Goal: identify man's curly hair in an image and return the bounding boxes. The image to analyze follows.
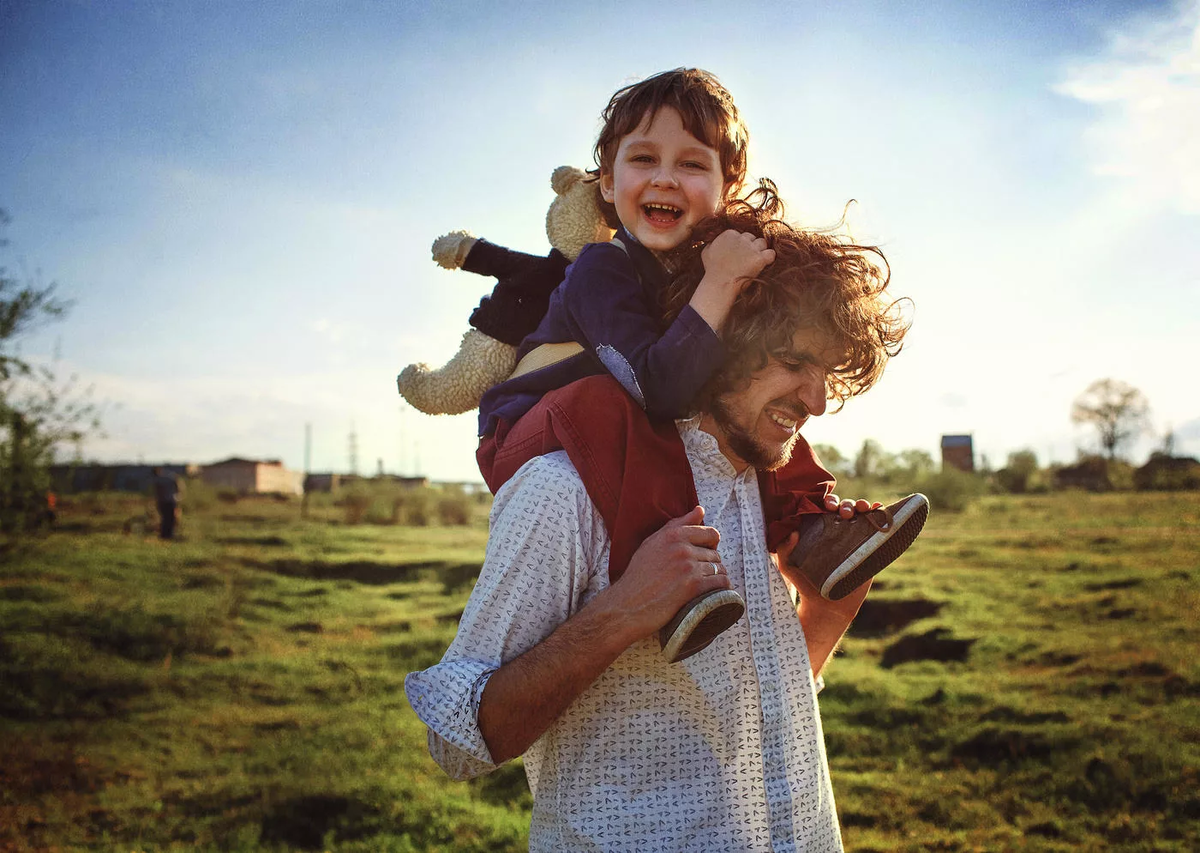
[660,182,912,414]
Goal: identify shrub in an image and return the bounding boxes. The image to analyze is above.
[917,467,987,512]
[437,491,472,526]
[341,491,372,525]
[1133,454,1200,491]
[1052,455,1135,492]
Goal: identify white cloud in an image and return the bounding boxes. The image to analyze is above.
[1055,0,1200,214]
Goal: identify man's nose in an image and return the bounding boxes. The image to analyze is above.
[795,366,828,417]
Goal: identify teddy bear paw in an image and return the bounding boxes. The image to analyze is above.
[431,231,478,270]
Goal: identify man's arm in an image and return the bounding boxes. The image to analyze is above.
[478,506,728,764]
[796,579,871,678]
[776,531,871,678]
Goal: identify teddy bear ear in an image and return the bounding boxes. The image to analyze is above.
[551,165,588,196]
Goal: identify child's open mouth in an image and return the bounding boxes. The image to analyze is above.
[642,203,683,224]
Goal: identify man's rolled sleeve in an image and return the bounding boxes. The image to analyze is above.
[405,659,498,780]
[404,452,604,780]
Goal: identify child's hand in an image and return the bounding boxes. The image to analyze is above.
[690,230,775,334]
[700,229,775,287]
[824,494,883,519]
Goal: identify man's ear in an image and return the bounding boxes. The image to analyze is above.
[599,170,615,203]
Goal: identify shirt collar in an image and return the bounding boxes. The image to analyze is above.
[615,225,670,296]
[677,416,741,482]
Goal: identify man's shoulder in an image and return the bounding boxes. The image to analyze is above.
[492,451,603,531]
[490,451,606,564]
[496,451,586,505]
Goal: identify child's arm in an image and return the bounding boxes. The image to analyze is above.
[687,229,775,334]
[554,233,773,419]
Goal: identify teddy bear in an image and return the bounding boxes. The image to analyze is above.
[397,165,614,415]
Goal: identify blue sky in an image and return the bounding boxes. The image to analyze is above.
[2,0,1197,482]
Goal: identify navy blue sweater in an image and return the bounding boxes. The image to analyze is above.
[477,228,725,437]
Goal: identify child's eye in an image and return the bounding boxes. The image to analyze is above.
[631,154,655,164]
[682,160,709,170]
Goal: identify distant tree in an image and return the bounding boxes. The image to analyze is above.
[1071,378,1150,461]
[996,449,1039,494]
[0,210,72,382]
[1,210,99,535]
[812,443,851,480]
[853,438,892,480]
[1159,428,1176,457]
[890,448,936,482]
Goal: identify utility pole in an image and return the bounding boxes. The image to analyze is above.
[348,424,359,476]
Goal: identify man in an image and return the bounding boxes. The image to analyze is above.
[151,466,181,539]
[406,214,913,850]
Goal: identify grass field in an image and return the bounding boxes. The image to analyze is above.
[1,489,1197,851]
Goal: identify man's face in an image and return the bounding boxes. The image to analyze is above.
[701,327,839,472]
[599,106,728,254]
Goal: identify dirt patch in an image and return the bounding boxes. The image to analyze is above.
[881,628,975,668]
[258,794,384,850]
[950,726,1065,765]
[849,598,944,638]
[216,535,289,547]
[244,558,480,588]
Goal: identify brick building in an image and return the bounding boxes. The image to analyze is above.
[940,434,975,472]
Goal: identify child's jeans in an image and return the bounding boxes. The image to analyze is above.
[477,375,835,582]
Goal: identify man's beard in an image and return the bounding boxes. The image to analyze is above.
[709,396,800,472]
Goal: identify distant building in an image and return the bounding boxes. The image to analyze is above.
[940,434,975,472]
[201,457,303,496]
[302,472,430,493]
[49,463,196,494]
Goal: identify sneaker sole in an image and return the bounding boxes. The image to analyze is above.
[822,494,930,600]
[659,589,746,664]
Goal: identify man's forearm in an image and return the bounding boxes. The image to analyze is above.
[477,589,635,765]
[797,579,871,678]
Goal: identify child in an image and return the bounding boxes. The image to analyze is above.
[474,68,927,662]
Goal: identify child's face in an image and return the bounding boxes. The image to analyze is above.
[600,106,729,254]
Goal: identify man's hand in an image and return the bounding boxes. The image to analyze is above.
[478,506,730,764]
[593,506,731,647]
[823,493,882,519]
[689,230,775,333]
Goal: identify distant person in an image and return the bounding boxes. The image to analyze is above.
[41,490,58,528]
[151,467,182,539]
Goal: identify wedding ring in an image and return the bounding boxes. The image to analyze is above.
[710,562,720,576]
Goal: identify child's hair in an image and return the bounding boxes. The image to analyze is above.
[662,183,912,412]
[592,68,750,227]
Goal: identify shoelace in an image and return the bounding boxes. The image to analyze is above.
[866,507,894,532]
[830,506,894,532]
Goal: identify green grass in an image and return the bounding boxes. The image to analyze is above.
[1,490,1197,851]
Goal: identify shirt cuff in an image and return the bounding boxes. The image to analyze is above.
[405,659,500,779]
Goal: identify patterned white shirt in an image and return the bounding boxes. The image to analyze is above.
[405,419,843,852]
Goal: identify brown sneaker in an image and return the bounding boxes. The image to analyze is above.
[658,588,746,663]
[787,493,930,600]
